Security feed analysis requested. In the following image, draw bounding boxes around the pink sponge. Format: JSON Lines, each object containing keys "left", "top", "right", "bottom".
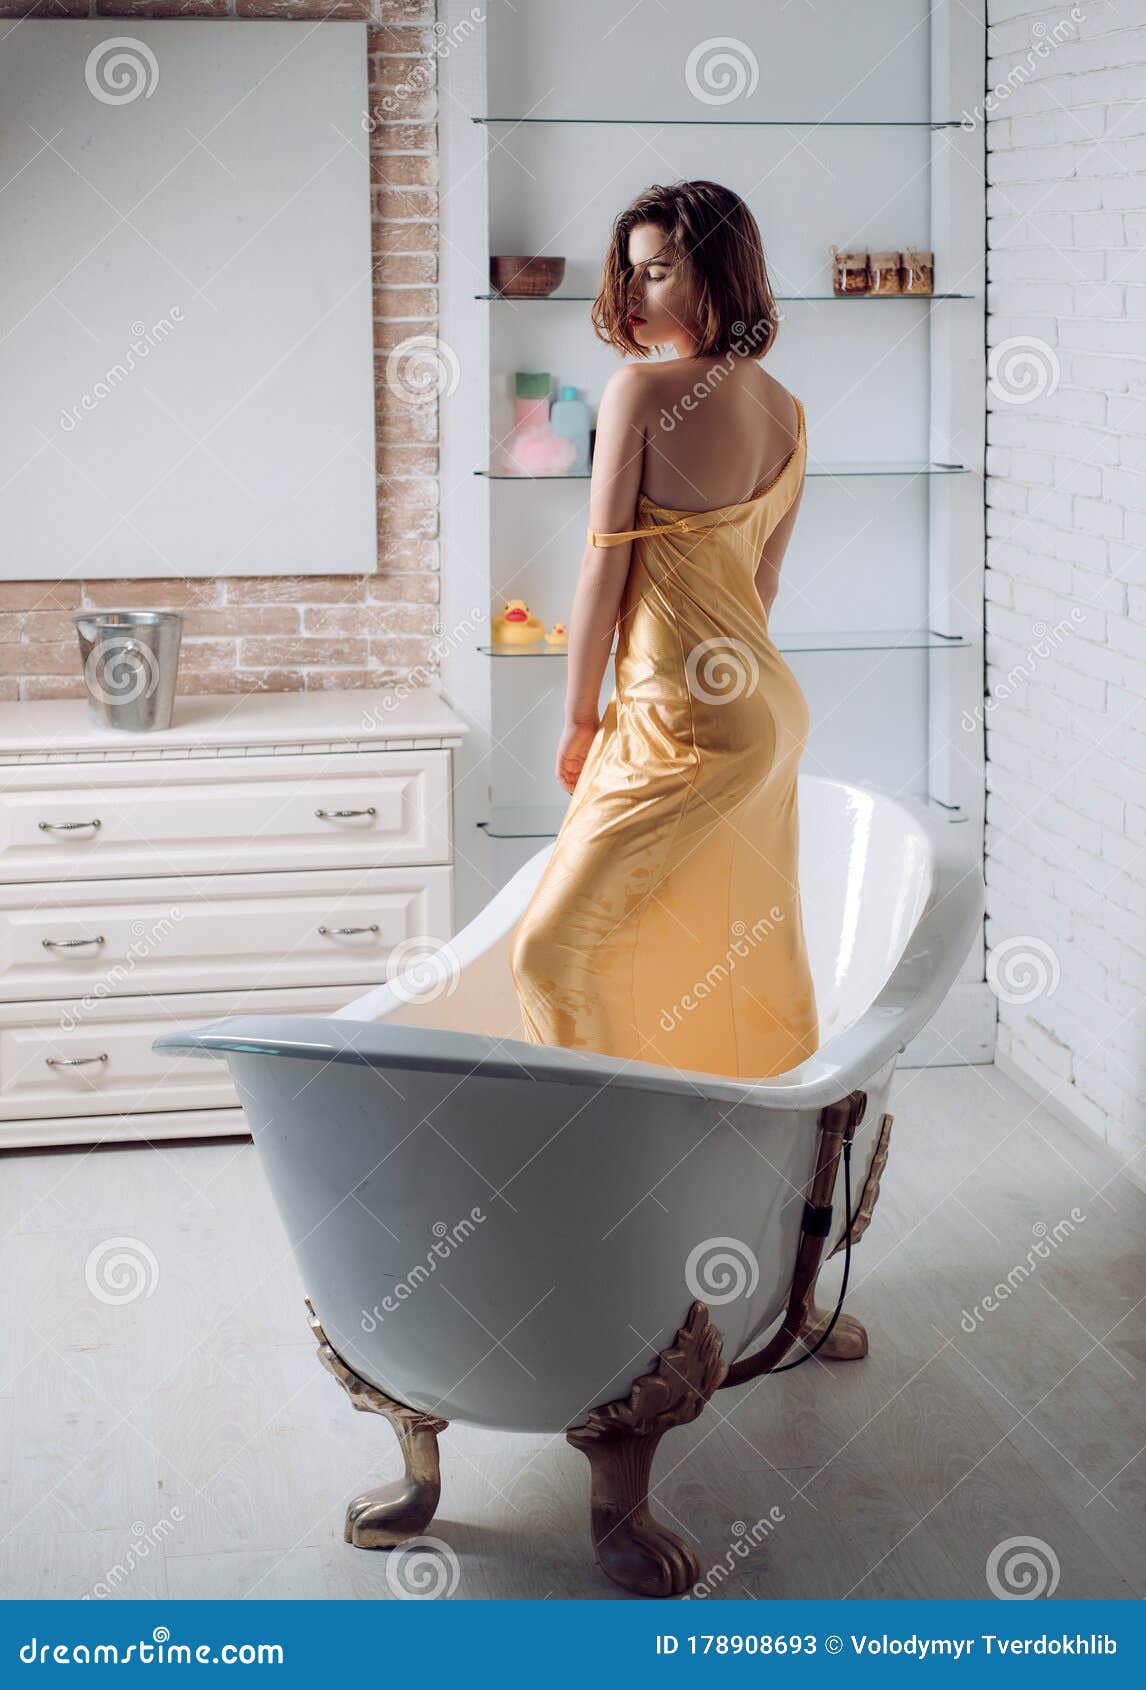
{"left": 506, "top": 424, "right": 577, "bottom": 475}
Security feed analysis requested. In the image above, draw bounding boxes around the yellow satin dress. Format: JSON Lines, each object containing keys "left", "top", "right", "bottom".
{"left": 509, "top": 396, "right": 819, "bottom": 1081}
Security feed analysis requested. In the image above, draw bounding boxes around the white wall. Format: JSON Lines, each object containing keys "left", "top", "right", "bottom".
{"left": 985, "top": 0, "right": 1146, "bottom": 1170}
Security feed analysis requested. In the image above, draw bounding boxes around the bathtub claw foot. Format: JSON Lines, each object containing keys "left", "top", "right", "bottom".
{"left": 798, "top": 1304, "right": 869, "bottom": 1360}
{"left": 581, "top": 1475, "right": 699, "bottom": 1600}
{"left": 566, "top": 1300, "right": 727, "bottom": 1598}
{"left": 305, "top": 1298, "right": 448, "bottom": 1550}
{"left": 344, "top": 1475, "right": 440, "bottom": 1550}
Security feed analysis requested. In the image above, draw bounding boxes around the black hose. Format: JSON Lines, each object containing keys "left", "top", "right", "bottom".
{"left": 771, "top": 1137, "right": 855, "bottom": 1373}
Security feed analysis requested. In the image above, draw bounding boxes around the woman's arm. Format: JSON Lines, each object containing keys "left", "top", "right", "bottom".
{"left": 754, "top": 477, "right": 804, "bottom": 620}
{"left": 560, "top": 366, "right": 646, "bottom": 745}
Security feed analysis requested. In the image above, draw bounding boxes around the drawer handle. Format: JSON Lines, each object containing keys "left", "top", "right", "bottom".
{"left": 42, "top": 935, "right": 106, "bottom": 950}
{"left": 45, "top": 1053, "right": 109, "bottom": 1067}
{"left": 314, "top": 807, "right": 377, "bottom": 820}
{"left": 318, "top": 924, "right": 380, "bottom": 937}
{"left": 38, "top": 818, "right": 102, "bottom": 832}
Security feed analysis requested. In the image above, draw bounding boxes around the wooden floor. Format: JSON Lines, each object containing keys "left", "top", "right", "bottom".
{"left": 0, "top": 1059, "right": 1143, "bottom": 1602}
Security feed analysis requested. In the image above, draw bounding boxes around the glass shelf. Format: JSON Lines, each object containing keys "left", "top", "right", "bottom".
{"left": 766, "top": 629, "right": 972, "bottom": 653}
{"left": 480, "top": 792, "right": 938, "bottom": 840}
{"left": 478, "top": 805, "right": 570, "bottom": 840}
{"left": 477, "top": 291, "right": 973, "bottom": 302}
{"left": 478, "top": 630, "right": 970, "bottom": 657}
{"left": 474, "top": 116, "right": 959, "bottom": 129}
{"left": 476, "top": 463, "right": 971, "bottom": 481}
{"left": 480, "top": 641, "right": 589, "bottom": 656}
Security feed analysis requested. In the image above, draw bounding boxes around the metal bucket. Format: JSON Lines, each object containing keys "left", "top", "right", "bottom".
{"left": 73, "top": 609, "right": 184, "bottom": 732}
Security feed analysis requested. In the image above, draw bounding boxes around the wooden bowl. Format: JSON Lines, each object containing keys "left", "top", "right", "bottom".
{"left": 490, "top": 255, "right": 567, "bottom": 298}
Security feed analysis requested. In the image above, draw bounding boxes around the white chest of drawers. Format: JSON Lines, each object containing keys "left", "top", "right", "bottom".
{"left": 0, "top": 686, "right": 469, "bottom": 1149}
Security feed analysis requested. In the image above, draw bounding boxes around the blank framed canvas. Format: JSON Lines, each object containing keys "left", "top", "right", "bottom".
{"left": 0, "top": 21, "right": 377, "bottom": 579}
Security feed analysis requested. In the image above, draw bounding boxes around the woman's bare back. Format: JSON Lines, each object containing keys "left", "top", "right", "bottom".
{"left": 634, "top": 359, "right": 801, "bottom": 513}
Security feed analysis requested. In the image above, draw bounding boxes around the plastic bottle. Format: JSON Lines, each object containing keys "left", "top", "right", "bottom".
{"left": 549, "top": 384, "right": 590, "bottom": 473}
{"left": 514, "top": 371, "right": 550, "bottom": 428}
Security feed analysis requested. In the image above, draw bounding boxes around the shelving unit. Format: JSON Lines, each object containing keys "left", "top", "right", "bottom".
{"left": 438, "top": 0, "right": 989, "bottom": 1061}
{"left": 477, "top": 292, "right": 975, "bottom": 302}
{"left": 473, "top": 116, "right": 963, "bottom": 129}
{"left": 479, "top": 630, "right": 970, "bottom": 658}
{"left": 476, "top": 464, "right": 970, "bottom": 480}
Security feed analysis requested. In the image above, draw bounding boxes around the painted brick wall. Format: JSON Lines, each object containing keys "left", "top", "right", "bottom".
{"left": 985, "top": 0, "right": 1146, "bottom": 1167}
{"left": 0, "top": 0, "right": 441, "bottom": 700}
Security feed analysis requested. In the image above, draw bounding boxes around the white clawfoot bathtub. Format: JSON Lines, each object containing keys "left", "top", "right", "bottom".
{"left": 153, "top": 774, "right": 983, "bottom": 1595}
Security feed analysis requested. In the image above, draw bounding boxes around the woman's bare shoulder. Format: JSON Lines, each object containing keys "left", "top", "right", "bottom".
{"left": 751, "top": 366, "right": 801, "bottom": 434}
{"left": 604, "top": 359, "right": 800, "bottom": 460}
{"left": 597, "top": 362, "right": 651, "bottom": 420}
{"left": 638, "top": 356, "right": 795, "bottom": 416}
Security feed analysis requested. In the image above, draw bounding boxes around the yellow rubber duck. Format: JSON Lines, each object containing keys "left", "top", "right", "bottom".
{"left": 491, "top": 598, "right": 545, "bottom": 646}
{"left": 544, "top": 621, "right": 568, "bottom": 648}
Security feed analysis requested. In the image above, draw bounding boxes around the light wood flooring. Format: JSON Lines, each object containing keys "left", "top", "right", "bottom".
{"left": 1, "top": 1060, "right": 1143, "bottom": 1601}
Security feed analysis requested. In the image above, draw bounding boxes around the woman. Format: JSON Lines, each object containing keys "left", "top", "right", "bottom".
{"left": 509, "top": 179, "right": 818, "bottom": 1081}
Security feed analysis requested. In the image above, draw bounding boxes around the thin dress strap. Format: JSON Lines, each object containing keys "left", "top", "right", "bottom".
{"left": 587, "top": 396, "right": 805, "bottom": 548}
{"left": 586, "top": 515, "right": 700, "bottom": 548}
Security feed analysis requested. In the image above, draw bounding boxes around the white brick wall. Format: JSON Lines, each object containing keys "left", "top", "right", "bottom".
{"left": 986, "top": 0, "right": 1146, "bottom": 1172}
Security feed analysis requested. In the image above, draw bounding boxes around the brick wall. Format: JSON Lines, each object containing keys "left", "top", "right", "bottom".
{"left": 0, "top": 0, "right": 441, "bottom": 700}
{"left": 985, "top": 0, "right": 1146, "bottom": 1166}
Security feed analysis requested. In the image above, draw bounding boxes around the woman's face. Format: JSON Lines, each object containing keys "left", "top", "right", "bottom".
{"left": 624, "top": 222, "right": 694, "bottom": 355}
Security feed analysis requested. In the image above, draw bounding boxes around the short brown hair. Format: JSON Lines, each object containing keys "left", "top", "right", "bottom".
{"left": 591, "top": 180, "right": 780, "bottom": 362}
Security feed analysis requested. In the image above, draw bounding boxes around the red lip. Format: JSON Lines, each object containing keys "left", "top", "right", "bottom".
{"left": 630, "top": 315, "right": 646, "bottom": 324}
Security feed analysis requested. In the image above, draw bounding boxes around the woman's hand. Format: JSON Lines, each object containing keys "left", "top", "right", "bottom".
{"left": 556, "top": 718, "right": 599, "bottom": 793}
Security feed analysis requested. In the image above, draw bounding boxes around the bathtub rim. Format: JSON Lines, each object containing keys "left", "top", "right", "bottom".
{"left": 152, "top": 782, "right": 983, "bottom": 1113}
